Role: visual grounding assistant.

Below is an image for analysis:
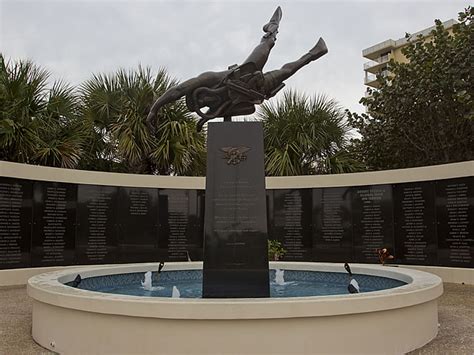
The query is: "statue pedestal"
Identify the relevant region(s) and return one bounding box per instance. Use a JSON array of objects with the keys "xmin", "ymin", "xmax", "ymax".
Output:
[{"xmin": 202, "ymin": 122, "xmax": 270, "ymax": 298}]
